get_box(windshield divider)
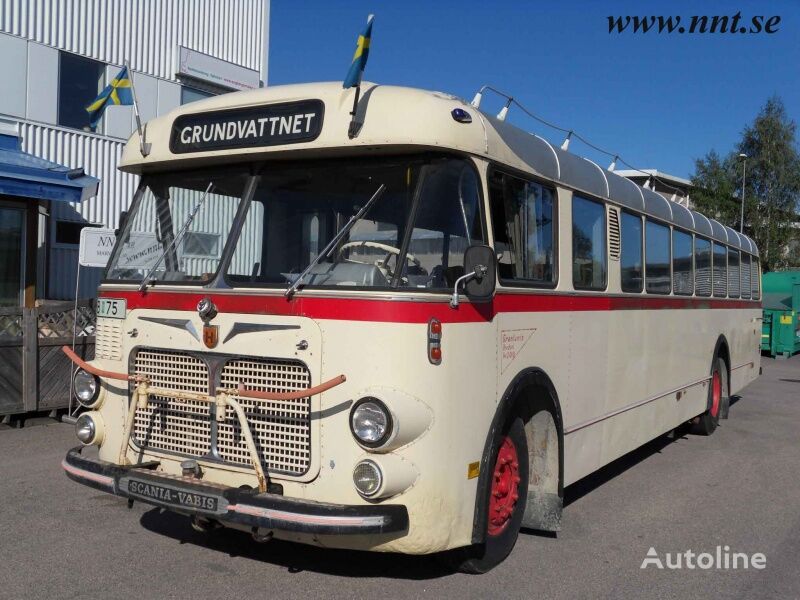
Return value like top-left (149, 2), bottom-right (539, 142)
top-left (391, 165), bottom-right (429, 288)
top-left (209, 174), bottom-right (261, 290)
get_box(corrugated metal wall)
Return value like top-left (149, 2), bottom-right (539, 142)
top-left (0, 0), bottom-right (268, 81)
top-left (20, 122), bottom-right (139, 299)
top-left (1, 0), bottom-right (269, 300)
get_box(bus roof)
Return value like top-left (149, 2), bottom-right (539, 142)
top-left (119, 82), bottom-right (758, 256)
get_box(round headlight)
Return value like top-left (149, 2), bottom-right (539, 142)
top-left (75, 413), bottom-right (103, 445)
top-left (350, 398), bottom-right (392, 447)
top-left (73, 368), bottom-right (99, 407)
top-left (353, 460), bottom-right (383, 497)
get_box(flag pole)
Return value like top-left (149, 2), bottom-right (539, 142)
top-left (126, 60), bottom-right (151, 157)
top-left (347, 14), bottom-right (373, 139)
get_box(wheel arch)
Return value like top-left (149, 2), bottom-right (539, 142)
top-left (470, 367), bottom-right (565, 544)
top-left (713, 335), bottom-right (731, 385)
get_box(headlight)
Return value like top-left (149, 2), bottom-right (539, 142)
top-left (75, 412), bottom-right (104, 445)
top-left (73, 368), bottom-right (100, 407)
top-left (350, 397), bottom-right (392, 447)
top-left (353, 460), bottom-right (383, 497)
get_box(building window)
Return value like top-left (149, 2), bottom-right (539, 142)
top-left (672, 229), bottom-right (693, 296)
top-left (58, 52), bottom-right (106, 130)
top-left (54, 220), bottom-right (98, 246)
top-left (740, 253), bottom-right (751, 299)
top-left (620, 211), bottom-right (643, 293)
top-left (181, 86), bottom-right (214, 105)
top-left (572, 196), bottom-right (606, 290)
top-left (489, 171), bottom-right (556, 285)
top-left (694, 237), bottom-right (712, 297)
top-left (712, 243), bottom-right (727, 297)
top-left (645, 220), bottom-right (670, 294)
top-left (182, 231), bottom-right (221, 258)
top-left (727, 248), bottom-right (740, 298)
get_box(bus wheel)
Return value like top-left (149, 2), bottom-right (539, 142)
top-left (691, 357), bottom-right (727, 436)
top-left (444, 417), bottom-right (529, 574)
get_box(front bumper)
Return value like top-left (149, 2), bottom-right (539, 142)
top-left (63, 447), bottom-right (408, 535)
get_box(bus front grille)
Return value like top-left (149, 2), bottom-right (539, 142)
top-left (131, 349), bottom-right (312, 477)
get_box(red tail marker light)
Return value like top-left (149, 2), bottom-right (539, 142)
top-left (428, 318), bottom-right (442, 365)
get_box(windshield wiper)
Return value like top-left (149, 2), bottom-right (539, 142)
top-left (139, 182), bottom-right (214, 291)
top-left (285, 183), bottom-right (387, 298)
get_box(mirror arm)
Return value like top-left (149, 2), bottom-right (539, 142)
top-left (450, 264), bottom-right (487, 309)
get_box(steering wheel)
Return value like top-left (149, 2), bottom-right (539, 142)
top-left (337, 241), bottom-right (421, 279)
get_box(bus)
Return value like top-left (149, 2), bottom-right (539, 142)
top-left (62, 82), bottom-right (762, 573)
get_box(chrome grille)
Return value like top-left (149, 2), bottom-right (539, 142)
top-left (219, 358), bottom-right (312, 475)
top-left (129, 349), bottom-right (312, 477)
top-left (132, 350), bottom-right (211, 456)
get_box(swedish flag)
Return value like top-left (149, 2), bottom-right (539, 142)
top-left (85, 65), bottom-right (134, 127)
top-left (343, 15), bottom-right (374, 89)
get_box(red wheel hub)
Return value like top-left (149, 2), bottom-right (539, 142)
top-left (711, 371), bottom-right (721, 418)
top-left (488, 435), bottom-right (521, 537)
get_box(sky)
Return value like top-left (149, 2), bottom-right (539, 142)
top-left (268, 1), bottom-right (800, 179)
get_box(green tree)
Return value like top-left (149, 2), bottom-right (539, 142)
top-left (691, 96), bottom-right (800, 271)
top-left (690, 150), bottom-right (740, 227)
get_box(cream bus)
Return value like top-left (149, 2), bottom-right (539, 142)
top-left (62, 82), bottom-right (762, 573)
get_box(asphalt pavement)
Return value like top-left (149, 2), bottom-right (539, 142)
top-left (0, 356), bottom-right (798, 600)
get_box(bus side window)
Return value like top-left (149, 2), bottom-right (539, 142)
top-left (740, 253), bottom-right (751, 299)
top-left (712, 243), bottom-right (727, 297)
top-left (672, 229), bottom-right (693, 296)
top-left (645, 219), bottom-right (670, 294)
top-left (572, 196), bottom-right (606, 290)
top-left (620, 211), bottom-right (643, 293)
top-left (727, 248), bottom-right (740, 298)
top-left (751, 257), bottom-right (760, 300)
top-left (694, 237), bottom-right (712, 297)
top-left (489, 171), bottom-right (556, 286)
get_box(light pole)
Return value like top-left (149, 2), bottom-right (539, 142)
top-left (739, 153), bottom-right (748, 233)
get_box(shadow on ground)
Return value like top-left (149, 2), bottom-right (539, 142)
top-left (139, 508), bottom-right (454, 580)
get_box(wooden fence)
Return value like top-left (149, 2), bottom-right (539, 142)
top-left (0, 300), bottom-right (94, 416)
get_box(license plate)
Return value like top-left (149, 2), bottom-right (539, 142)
top-left (96, 298), bottom-right (126, 319)
top-left (122, 478), bottom-right (223, 513)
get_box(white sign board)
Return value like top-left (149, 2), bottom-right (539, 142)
top-left (79, 228), bottom-right (116, 267)
top-left (115, 232), bottom-right (162, 270)
top-left (176, 46), bottom-right (260, 91)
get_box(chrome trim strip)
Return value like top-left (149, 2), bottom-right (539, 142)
top-left (228, 503), bottom-right (386, 527)
top-left (565, 374), bottom-right (713, 435)
top-left (222, 322), bottom-right (300, 343)
top-left (61, 459), bottom-right (115, 488)
top-left (138, 317), bottom-right (200, 341)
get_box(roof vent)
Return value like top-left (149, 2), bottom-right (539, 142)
top-left (608, 207), bottom-right (621, 261)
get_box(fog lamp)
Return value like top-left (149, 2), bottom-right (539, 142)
top-left (350, 397), bottom-right (392, 447)
top-left (73, 368), bottom-right (100, 407)
top-left (353, 460), bottom-right (383, 497)
top-left (75, 412), bottom-right (104, 446)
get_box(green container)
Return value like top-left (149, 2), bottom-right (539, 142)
top-left (761, 270), bottom-right (800, 358)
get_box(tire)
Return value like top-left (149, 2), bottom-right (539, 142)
top-left (441, 417), bottom-right (529, 574)
top-left (691, 357), bottom-right (728, 436)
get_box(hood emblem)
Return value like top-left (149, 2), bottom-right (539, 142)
top-left (197, 297), bottom-right (218, 348)
top-left (203, 324), bottom-right (219, 349)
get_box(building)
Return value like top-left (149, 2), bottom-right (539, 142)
top-left (614, 169), bottom-right (693, 207)
top-left (0, 0), bottom-right (270, 302)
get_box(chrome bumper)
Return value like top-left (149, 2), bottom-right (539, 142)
top-left (63, 446), bottom-right (409, 536)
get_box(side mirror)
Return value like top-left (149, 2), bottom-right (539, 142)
top-left (450, 244), bottom-right (497, 308)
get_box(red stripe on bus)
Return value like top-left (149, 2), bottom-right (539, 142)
top-left (100, 290), bottom-right (761, 323)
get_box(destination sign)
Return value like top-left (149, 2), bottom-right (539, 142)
top-left (170, 99), bottom-right (324, 153)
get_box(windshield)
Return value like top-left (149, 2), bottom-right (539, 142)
top-left (226, 155), bottom-right (484, 290)
top-left (105, 170), bottom-right (249, 284)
